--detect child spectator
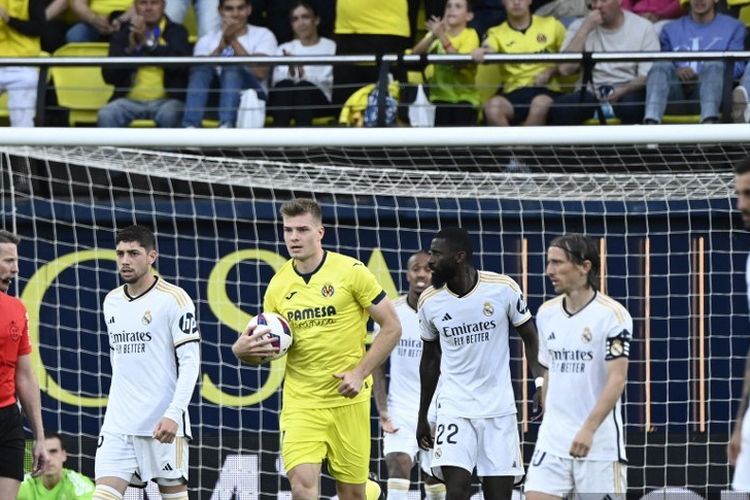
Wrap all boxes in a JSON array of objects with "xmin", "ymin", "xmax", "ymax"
[{"xmin": 412, "ymin": 0, "xmax": 480, "ymax": 126}]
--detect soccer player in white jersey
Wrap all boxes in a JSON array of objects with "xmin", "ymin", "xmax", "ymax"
[
  {"xmin": 417, "ymin": 227, "xmax": 545, "ymax": 500},
  {"xmin": 93, "ymin": 225, "xmax": 200, "ymax": 500},
  {"xmin": 525, "ymin": 234, "xmax": 632, "ymax": 500},
  {"xmin": 372, "ymin": 251, "xmax": 446, "ymax": 500},
  {"xmin": 729, "ymin": 156, "xmax": 750, "ymax": 491}
]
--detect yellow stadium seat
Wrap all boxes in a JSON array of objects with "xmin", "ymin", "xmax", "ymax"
[{"xmin": 51, "ymin": 42, "xmax": 114, "ymax": 126}]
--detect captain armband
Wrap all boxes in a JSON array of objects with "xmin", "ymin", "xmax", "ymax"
[{"xmin": 604, "ymin": 329, "xmax": 631, "ymax": 361}]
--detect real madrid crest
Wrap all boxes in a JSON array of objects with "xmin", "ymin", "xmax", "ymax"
[
  {"xmin": 483, "ymin": 301, "xmax": 494, "ymax": 317},
  {"xmin": 142, "ymin": 309, "xmax": 152, "ymax": 325},
  {"xmin": 609, "ymin": 338, "xmax": 624, "ymax": 356},
  {"xmin": 581, "ymin": 327, "xmax": 592, "ymax": 343},
  {"xmin": 321, "ymin": 284, "xmax": 335, "ymax": 298}
]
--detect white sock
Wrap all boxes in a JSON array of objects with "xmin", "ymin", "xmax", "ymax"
[
  {"xmin": 92, "ymin": 484, "xmax": 124, "ymax": 500},
  {"xmin": 424, "ymin": 482, "xmax": 446, "ymax": 500},
  {"xmin": 387, "ymin": 478, "xmax": 410, "ymax": 500}
]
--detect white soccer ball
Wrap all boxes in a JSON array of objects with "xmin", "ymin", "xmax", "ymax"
[{"xmin": 247, "ymin": 312, "xmax": 293, "ymax": 361}]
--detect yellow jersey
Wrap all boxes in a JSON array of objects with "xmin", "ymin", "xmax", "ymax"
[
  {"xmin": 428, "ymin": 27, "xmax": 480, "ymax": 106},
  {"xmin": 264, "ymin": 251, "xmax": 386, "ymax": 410},
  {"xmin": 484, "ymin": 15, "xmax": 566, "ymax": 94}
]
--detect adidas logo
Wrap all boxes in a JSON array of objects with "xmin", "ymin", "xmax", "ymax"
[
  {"xmin": 162, "ymin": 463, "xmax": 173, "ymax": 471},
  {"xmin": 547, "ymin": 332, "xmax": 556, "ymax": 340},
  {"xmin": 108, "ymin": 316, "xmax": 115, "ymax": 324},
  {"xmin": 442, "ymin": 313, "xmax": 452, "ymax": 321}
]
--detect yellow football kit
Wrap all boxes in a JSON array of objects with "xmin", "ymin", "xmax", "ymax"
[{"xmin": 264, "ymin": 250, "xmax": 386, "ymax": 482}]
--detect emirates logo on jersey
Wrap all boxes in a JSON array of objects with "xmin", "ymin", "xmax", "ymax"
[
  {"xmin": 483, "ymin": 302, "xmax": 494, "ymax": 317},
  {"xmin": 321, "ymin": 284, "xmax": 335, "ymax": 298},
  {"xmin": 8, "ymin": 321, "xmax": 20, "ymax": 342},
  {"xmin": 142, "ymin": 309, "xmax": 152, "ymax": 325},
  {"xmin": 581, "ymin": 327, "xmax": 592, "ymax": 343}
]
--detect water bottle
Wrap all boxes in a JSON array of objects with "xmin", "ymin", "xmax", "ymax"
[{"xmin": 597, "ymin": 85, "xmax": 615, "ymax": 119}]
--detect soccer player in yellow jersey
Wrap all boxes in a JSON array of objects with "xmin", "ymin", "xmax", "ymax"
[
  {"xmin": 233, "ymin": 198, "xmax": 402, "ymax": 500},
  {"xmin": 471, "ymin": 0, "xmax": 566, "ymax": 126}
]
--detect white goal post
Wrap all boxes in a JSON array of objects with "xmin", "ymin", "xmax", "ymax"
[{"xmin": 0, "ymin": 124, "xmax": 746, "ymax": 499}]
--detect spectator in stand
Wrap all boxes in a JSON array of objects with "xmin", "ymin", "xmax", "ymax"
[
  {"xmin": 534, "ymin": 0, "xmax": 586, "ymax": 28},
  {"xmin": 472, "ymin": 0, "xmax": 566, "ymax": 126},
  {"xmin": 182, "ymin": 0, "xmax": 277, "ymax": 128},
  {"xmin": 269, "ymin": 1, "xmax": 335, "ymax": 126},
  {"xmin": 412, "ymin": 0, "xmax": 480, "ymax": 126},
  {"xmin": 43, "ymin": 0, "xmax": 72, "ymax": 53},
  {"xmin": 332, "ymin": 0, "xmax": 411, "ymax": 105},
  {"xmin": 547, "ymin": 0, "xmax": 659, "ymax": 125},
  {"xmin": 0, "ymin": 0, "xmax": 44, "ymax": 127},
  {"xmin": 643, "ymin": 0, "xmax": 744, "ymax": 124},
  {"xmin": 17, "ymin": 432, "xmax": 95, "ymax": 500},
  {"xmin": 66, "ymin": 0, "xmax": 133, "ymax": 42},
  {"xmin": 164, "ymin": 0, "xmax": 220, "ymax": 39},
  {"xmin": 98, "ymin": 0, "xmax": 190, "ymax": 127},
  {"xmin": 622, "ymin": 0, "xmax": 682, "ymax": 34}
]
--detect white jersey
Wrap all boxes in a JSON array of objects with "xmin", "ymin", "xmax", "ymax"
[
  {"xmin": 374, "ymin": 295, "xmax": 437, "ymax": 418},
  {"xmin": 418, "ymin": 271, "xmax": 532, "ymax": 418},
  {"xmin": 101, "ymin": 277, "xmax": 201, "ymax": 437},
  {"xmin": 536, "ymin": 292, "xmax": 632, "ymax": 462}
]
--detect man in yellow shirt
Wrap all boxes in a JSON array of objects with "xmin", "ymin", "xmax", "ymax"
[
  {"xmin": 233, "ymin": 198, "xmax": 402, "ymax": 500},
  {"xmin": 0, "ymin": 0, "xmax": 44, "ymax": 126},
  {"xmin": 98, "ymin": 0, "xmax": 190, "ymax": 127}
]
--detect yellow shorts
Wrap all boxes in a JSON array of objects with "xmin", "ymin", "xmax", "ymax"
[{"xmin": 280, "ymin": 400, "xmax": 370, "ymax": 484}]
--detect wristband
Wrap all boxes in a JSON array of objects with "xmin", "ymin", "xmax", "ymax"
[{"xmin": 534, "ymin": 377, "xmax": 544, "ymax": 389}]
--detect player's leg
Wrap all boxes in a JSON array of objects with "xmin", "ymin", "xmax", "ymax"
[
  {"xmin": 524, "ymin": 449, "xmax": 570, "ymax": 500},
  {"xmin": 419, "ymin": 445, "xmax": 446, "ymax": 500},
  {"xmin": 288, "ymin": 463, "xmax": 323, "ymax": 499},
  {"xmin": 474, "ymin": 415, "xmax": 523, "ymax": 500},
  {"xmin": 93, "ymin": 432, "xmax": 141, "ymax": 499},
  {"xmin": 281, "ymin": 407, "xmax": 329, "ymax": 499},
  {"xmin": 329, "ymin": 401, "xmax": 371, "ymax": 500},
  {"xmin": 382, "ymin": 410, "xmax": 419, "ymax": 500},
  {"xmin": 440, "ymin": 466, "xmax": 472, "ymax": 500},
  {"xmin": 384, "ymin": 452, "xmax": 412, "ymax": 500},
  {"xmin": 571, "ymin": 459, "xmax": 626, "ymax": 499},
  {"xmin": 130, "ymin": 434, "xmax": 191, "ymax": 500},
  {"xmin": 479, "ymin": 476, "xmax": 514, "ymax": 500},
  {"xmin": 0, "ymin": 404, "xmax": 25, "ymax": 499}
]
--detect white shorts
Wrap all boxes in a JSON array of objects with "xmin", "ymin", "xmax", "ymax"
[
  {"xmin": 733, "ymin": 413, "xmax": 750, "ymax": 491},
  {"xmin": 382, "ymin": 411, "xmax": 433, "ymax": 474},
  {"xmin": 524, "ymin": 448, "xmax": 627, "ymax": 498},
  {"xmin": 95, "ymin": 431, "xmax": 189, "ymax": 486},
  {"xmin": 430, "ymin": 414, "xmax": 523, "ymax": 481}
]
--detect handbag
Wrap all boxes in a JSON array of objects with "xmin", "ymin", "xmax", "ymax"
[
  {"xmin": 408, "ymin": 84, "xmax": 436, "ymax": 128},
  {"xmin": 236, "ymin": 88, "xmax": 266, "ymax": 128}
]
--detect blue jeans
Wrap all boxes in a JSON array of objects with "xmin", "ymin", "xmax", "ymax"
[
  {"xmin": 98, "ymin": 98, "xmax": 183, "ymax": 127},
  {"xmin": 644, "ymin": 61, "xmax": 724, "ymax": 123},
  {"xmin": 65, "ymin": 22, "xmax": 103, "ymax": 43},
  {"xmin": 182, "ymin": 65, "xmax": 265, "ymax": 128}
]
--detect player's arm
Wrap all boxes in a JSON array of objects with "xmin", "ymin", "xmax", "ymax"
[
  {"xmin": 569, "ymin": 355, "xmax": 627, "ymax": 458},
  {"xmin": 417, "ymin": 338, "xmax": 440, "ymax": 450},
  {"xmin": 335, "ymin": 298, "xmax": 401, "ymax": 398},
  {"xmin": 517, "ymin": 319, "xmax": 547, "ymax": 416},
  {"xmin": 372, "ymin": 362, "xmax": 398, "ymax": 433},
  {"xmin": 729, "ymin": 345, "xmax": 750, "ymax": 465},
  {"xmin": 154, "ymin": 303, "xmax": 201, "ymax": 443},
  {"xmin": 15, "ymin": 353, "xmax": 47, "ymax": 475}
]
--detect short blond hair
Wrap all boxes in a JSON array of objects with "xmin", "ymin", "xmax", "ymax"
[
  {"xmin": 0, "ymin": 230, "xmax": 20, "ymax": 245},
  {"xmin": 280, "ymin": 198, "xmax": 322, "ymax": 223}
]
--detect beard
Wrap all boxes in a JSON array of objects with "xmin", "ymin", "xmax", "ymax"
[{"xmin": 430, "ymin": 266, "xmax": 455, "ymax": 289}]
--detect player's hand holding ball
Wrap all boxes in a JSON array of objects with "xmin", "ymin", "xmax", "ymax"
[{"xmin": 232, "ymin": 312, "xmax": 293, "ymax": 365}]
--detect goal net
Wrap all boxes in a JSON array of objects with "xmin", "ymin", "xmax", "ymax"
[{"xmin": 0, "ymin": 126, "xmax": 745, "ymax": 500}]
